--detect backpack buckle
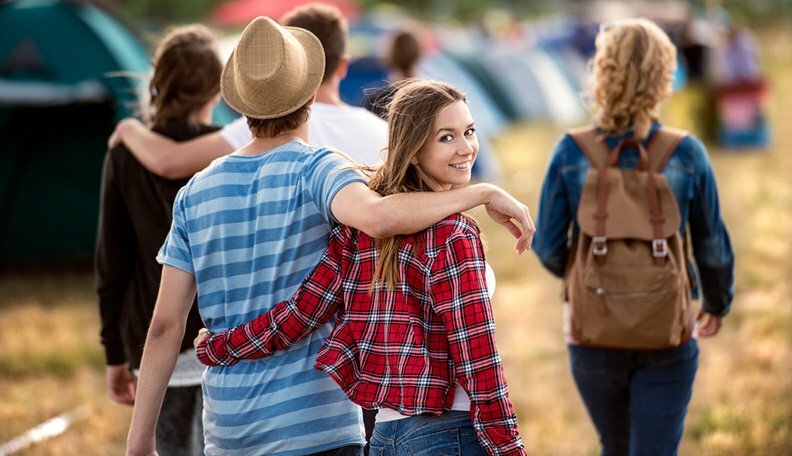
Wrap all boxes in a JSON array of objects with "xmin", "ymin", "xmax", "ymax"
[
  {"xmin": 592, "ymin": 237, "xmax": 608, "ymax": 256},
  {"xmin": 652, "ymin": 239, "xmax": 668, "ymax": 258}
]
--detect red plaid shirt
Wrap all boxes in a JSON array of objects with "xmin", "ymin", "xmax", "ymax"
[{"xmin": 196, "ymin": 215, "xmax": 525, "ymax": 455}]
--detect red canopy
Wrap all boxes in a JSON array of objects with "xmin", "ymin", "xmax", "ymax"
[{"xmin": 211, "ymin": 0, "xmax": 359, "ymax": 27}]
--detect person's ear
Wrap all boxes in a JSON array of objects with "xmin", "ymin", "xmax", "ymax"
[{"xmin": 336, "ymin": 56, "xmax": 350, "ymax": 80}]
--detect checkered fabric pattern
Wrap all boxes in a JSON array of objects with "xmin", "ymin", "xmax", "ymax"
[{"xmin": 196, "ymin": 214, "xmax": 525, "ymax": 455}]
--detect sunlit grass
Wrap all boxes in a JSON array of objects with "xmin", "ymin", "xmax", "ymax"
[{"xmin": 0, "ymin": 270, "xmax": 132, "ymax": 454}]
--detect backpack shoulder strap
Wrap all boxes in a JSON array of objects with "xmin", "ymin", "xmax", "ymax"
[
  {"xmin": 647, "ymin": 127, "xmax": 687, "ymax": 171},
  {"xmin": 567, "ymin": 126, "xmax": 610, "ymax": 168}
]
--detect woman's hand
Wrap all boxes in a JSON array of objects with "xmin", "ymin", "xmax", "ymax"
[
  {"xmin": 696, "ymin": 310, "xmax": 723, "ymax": 337},
  {"xmin": 194, "ymin": 328, "xmax": 212, "ymax": 349}
]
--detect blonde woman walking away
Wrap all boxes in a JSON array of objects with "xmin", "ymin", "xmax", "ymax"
[{"xmin": 533, "ymin": 18, "xmax": 734, "ymax": 456}]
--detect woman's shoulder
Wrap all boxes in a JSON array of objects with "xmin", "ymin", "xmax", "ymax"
[
  {"xmin": 331, "ymin": 224, "xmax": 359, "ymax": 242},
  {"xmin": 655, "ymin": 128, "xmax": 711, "ymax": 171},
  {"xmin": 152, "ymin": 122, "xmax": 221, "ymax": 142},
  {"xmin": 551, "ymin": 126, "xmax": 593, "ymax": 163},
  {"xmin": 107, "ymin": 141, "xmax": 145, "ymax": 173},
  {"xmin": 432, "ymin": 214, "xmax": 480, "ymax": 243},
  {"xmin": 332, "ymin": 224, "xmax": 378, "ymax": 253}
]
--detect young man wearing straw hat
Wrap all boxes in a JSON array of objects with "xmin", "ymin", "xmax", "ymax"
[
  {"xmin": 126, "ymin": 17, "xmax": 534, "ymax": 456},
  {"xmin": 109, "ymin": 3, "xmax": 387, "ymax": 174}
]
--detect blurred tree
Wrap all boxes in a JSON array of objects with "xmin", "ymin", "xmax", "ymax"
[
  {"xmin": 355, "ymin": 0, "xmax": 575, "ymax": 21},
  {"xmin": 99, "ymin": 0, "xmax": 224, "ymax": 27},
  {"xmin": 98, "ymin": 0, "xmax": 790, "ymax": 29}
]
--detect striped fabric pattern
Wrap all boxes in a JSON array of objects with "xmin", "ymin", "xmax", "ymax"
[{"xmin": 157, "ymin": 141, "xmax": 366, "ymax": 455}]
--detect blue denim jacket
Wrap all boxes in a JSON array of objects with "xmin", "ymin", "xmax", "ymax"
[{"xmin": 533, "ymin": 122, "xmax": 735, "ymax": 317}]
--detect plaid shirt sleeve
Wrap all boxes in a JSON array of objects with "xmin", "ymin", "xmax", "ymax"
[
  {"xmin": 431, "ymin": 227, "xmax": 526, "ymax": 456},
  {"xmin": 196, "ymin": 228, "xmax": 346, "ymax": 366}
]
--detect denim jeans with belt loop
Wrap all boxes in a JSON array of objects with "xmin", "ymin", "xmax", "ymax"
[
  {"xmin": 568, "ymin": 338, "xmax": 699, "ymax": 456},
  {"xmin": 369, "ymin": 410, "xmax": 486, "ymax": 456}
]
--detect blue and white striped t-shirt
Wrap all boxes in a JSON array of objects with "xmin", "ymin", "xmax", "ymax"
[{"xmin": 158, "ymin": 141, "xmax": 367, "ymax": 455}]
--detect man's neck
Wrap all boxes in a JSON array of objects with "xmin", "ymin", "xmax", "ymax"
[
  {"xmin": 237, "ymin": 124, "xmax": 309, "ymax": 156},
  {"xmin": 314, "ymin": 80, "xmax": 345, "ymax": 106}
]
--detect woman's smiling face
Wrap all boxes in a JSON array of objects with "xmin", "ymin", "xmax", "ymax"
[{"xmin": 413, "ymin": 100, "xmax": 478, "ymax": 191}]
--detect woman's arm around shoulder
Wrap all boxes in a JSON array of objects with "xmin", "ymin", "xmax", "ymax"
[
  {"xmin": 196, "ymin": 226, "xmax": 352, "ymax": 365},
  {"xmin": 109, "ymin": 118, "xmax": 234, "ymax": 179}
]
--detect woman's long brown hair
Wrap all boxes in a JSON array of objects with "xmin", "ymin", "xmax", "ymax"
[{"xmin": 147, "ymin": 25, "xmax": 222, "ymax": 128}]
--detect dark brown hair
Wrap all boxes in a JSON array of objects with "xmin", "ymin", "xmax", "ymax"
[
  {"xmin": 368, "ymin": 79, "xmax": 466, "ymax": 289},
  {"xmin": 246, "ymin": 102, "xmax": 312, "ymax": 138},
  {"xmin": 147, "ymin": 25, "xmax": 222, "ymax": 128},
  {"xmin": 386, "ymin": 29, "xmax": 422, "ymax": 78},
  {"xmin": 281, "ymin": 3, "xmax": 347, "ymax": 83}
]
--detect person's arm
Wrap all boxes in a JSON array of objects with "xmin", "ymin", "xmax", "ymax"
[
  {"xmin": 126, "ymin": 266, "xmax": 197, "ymax": 456},
  {"xmin": 109, "ymin": 118, "xmax": 234, "ymax": 179},
  {"xmin": 331, "ymin": 182, "xmax": 535, "ymax": 254},
  {"xmin": 196, "ymin": 228, "xmax": 347, "ymax": 365},
  {"xmin": 95, "ymin": 150, "xmax": 137, "ymax": 405},
  {"xmin": 431, "ymin": 226, "xmax": 526, "ymax": 456},
  {"xmin": 532, "ymin": 135, "xmax": 573, "ymax": 277},
  {"xmin": 687, "ymin": 138, "xmax": 735, "ymax": 333}
]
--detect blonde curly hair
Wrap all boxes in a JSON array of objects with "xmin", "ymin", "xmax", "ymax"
[{"xmin": 588, "ymin": 18, "xmax": 677, "ymax": 139}]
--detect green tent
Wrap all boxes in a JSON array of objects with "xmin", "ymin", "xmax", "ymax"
[
  {"xmin": 0, "ymin": 0, "xmax": 238, "ymax": 267},
  {"xmin": 0, "ymin": 0, "xmax": 150, "ymax": 266}
]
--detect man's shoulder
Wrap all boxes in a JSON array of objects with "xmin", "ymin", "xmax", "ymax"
[
  {"xmin": 310, "ymin": 103, "xmax": 387, "ymax": 166},
  {"xmin": 312, "ymin": 103, "xmax": 386, "ymax": 128},
  {"xmin": 347, "ymin": 106, "xmax": 387, "ymax": 130}
]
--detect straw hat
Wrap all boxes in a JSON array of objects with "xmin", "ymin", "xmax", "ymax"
[{"xmin": 221, "ymin": 16, "xmax": 325, "ymax": 119}]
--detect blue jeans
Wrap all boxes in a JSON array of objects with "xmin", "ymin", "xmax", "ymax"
[
  {"xmin": 569, "ymin": 339, "xmax": 699, "ymax": 456},
  {"xmin": 369, "ymin": 411, "xmax": 485, "ymax": 456}
]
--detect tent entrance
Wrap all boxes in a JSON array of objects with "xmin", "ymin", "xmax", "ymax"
[{"xmin": 0, "ymin": 99, "xmax": 115, "ymax": 266}]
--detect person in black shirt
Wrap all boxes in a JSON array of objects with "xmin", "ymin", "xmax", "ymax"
[{"xmin": 95, "ymin": 24, "xmax": 222, "ymax": 456}]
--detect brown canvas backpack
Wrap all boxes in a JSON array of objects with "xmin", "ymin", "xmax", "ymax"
[{"xmin": 565, "ymin": 126, "xmax": 695, "ymax": 350}]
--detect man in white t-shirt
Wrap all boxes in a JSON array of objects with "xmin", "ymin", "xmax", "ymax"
[
  {"xmin": 109, "ymin": 4, "xmax": 387, "ymax": 177},
  {"xmin": 219, "ymin": 99, "xmax": 386, "ymax": 167}
]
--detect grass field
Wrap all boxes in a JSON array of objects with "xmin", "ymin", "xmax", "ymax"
[{"xmin": 1, "ymin": 27, "xmax": 790, "ymax": 455}]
